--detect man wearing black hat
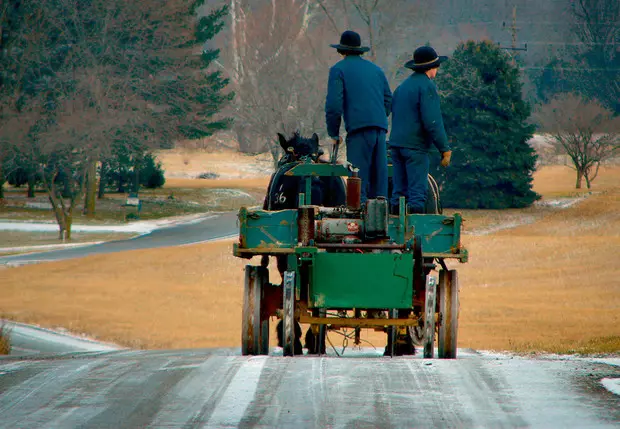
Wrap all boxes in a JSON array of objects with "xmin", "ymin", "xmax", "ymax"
[
  {"xmin": 389, "ymin": 45, "xmax": 452, "ymax": 215},
  {"xmin": 325, "ymin": 30, "xmax": 392, "ymax": 203}
]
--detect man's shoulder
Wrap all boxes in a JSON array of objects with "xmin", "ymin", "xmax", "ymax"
[
  {"xmin": 410, "ymin": 74, "xmax": 438, "ymax": 96},
  {"xmin": 363, "ymin": 58, "xmax": 388, "ymax": 76},
  {"xmin": 397, "ymin": 74, "xmax": 423, "ymax": 92}
]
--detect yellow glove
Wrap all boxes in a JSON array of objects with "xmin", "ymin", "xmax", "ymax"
[{"xmin": 441, "ymin": 150, "xmax": 452, "ymax": 167}]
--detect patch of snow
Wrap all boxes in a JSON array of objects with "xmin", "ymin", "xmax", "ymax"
[
  {"xmin": 467, "ymin": 217, "xmax": 537, "ymax": 236},
  {"xmin": 0, "ymin": 241, "xmax": 105, "ymax": 253},
  {"xmin": 210, "ymin": 188, "xmax": 253, "ymax": 199},
  {"xmin": 601, "ymin": 378, "xmax": 620, "ymax": 396},
  {"xmin": 535, "ymin": 195, "xmax": 590, "ymax": 209},
  {"xmin": 0, "ymin": 213, "xmax": 215, "ymax": 234},
  {"xmin": 587, "ymin": 358, "xmax": 620, "ymax": 367},
  {"xmin": 3, "ymin": 320, "xmax": 122, "ymax": 352},
  {"xmin": 466, "ymin": 193, "xmax": 594, "ymax": 236},
  {"xmin": 24, "ymin": 202, "xmax": 53, "ymax": 210},
  {"xmin": 475, "ymin": 351, "xmax": 620, "ymax": 397}
]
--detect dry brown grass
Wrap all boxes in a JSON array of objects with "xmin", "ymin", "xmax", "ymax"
[
  {"xmin": 456, "ymin": 165, "xmax": 620, "ymax": 353},
  {"xmin": 157, "ymin": 148, "xmax": 273, "ymax": 180},
  {"xmin": 0, "ymin": 240, "xmax": 247, "ymax": 349},
  {"xmin": 164, "ymin": 177, "xmax": 270, "ymax": 190},
  {"xmin": 1, "ymin": 165, "xmax": 619, "ymax": 354}
]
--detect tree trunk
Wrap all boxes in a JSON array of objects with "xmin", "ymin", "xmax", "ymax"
[
  {"xmin": 27, "ymin": 171, "xmax": 35, "ymax": 198},
  {"xmin": 65, "ymin": 212, "xmax": 72, "ymax": 240},
  {"xmin": 98, "ymin": 161, "xmax": 107, "ymax": 199},
  {"xmin": 0, "ymin": 164, "xmax": 4, "ymax": 200},
  {"xmin": 83, "ymin": 159, "xmax": 97, "ymax": 216},
  {"xmin": 575, "ymin": 169, "xmax": 583, "ymax": 189},
  {"xmin": 62, "ymin": 174, "xmax": 72, "ymax": 198},
  {"xmin": 49, "ymin": 194, "xmax": 68, "ymax": 240},
  {"xmin": 133, "ymin": 162, "xmax": 140, "ymax": 193}
]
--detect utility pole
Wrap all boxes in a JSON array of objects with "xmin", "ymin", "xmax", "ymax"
[{"xmin": 499, "ymin": 5, "xmax": 527, "ymax": 66}]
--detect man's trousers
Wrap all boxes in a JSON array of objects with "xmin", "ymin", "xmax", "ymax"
[
  {"xmin": 346, "ymin": 127, "xmax": 388, "ymax": 203},
  {"xmin": 389, "ymin": 146, "xmax": 429, "ymax": 213}
]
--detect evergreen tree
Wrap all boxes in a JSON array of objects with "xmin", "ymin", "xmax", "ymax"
[{"xmin": 432, "ymin": 40, "xmax": 540, "ymax": 209}]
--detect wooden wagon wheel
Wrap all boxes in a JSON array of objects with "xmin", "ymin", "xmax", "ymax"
[
  {"xmin": 241, "ymin": 265, "xmax": 269, "ymax": 356},
  {"xmin": 423, "ymin": 275, "xmax": 437, "ymax": 358},
  {"xmin": 282, "ymin": 270, "xmax": 297, "ymax": 356},
  {"xmin": 438, "ymin": 269, "xmax": 459, "ymax": 359}
]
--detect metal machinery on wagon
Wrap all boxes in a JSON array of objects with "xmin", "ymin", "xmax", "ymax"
[{"xmin": 233, "ymin": 161, "xmax": 468, "ymax": 358}]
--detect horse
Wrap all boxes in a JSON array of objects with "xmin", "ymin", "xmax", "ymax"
[{"xmin": 263, "ymin": 132, "xmax": 346, "ymax": 354}]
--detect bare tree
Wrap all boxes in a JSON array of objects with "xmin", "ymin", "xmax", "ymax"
[
  {"xmin": 571, "ymin": 0, "xmax": 620, "ymax": 112},
  {"xmin": 538, "ymin": 94, "xmax": 620, "ymax": 189},
  {"xmin": 224, "ymin": 0, "xmax": 329, "ymax": 164}
]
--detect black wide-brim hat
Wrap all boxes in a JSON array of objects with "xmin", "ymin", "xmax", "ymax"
[
  {"xmin": 330, "ymin": 30, "xmax": 370, "ymax": 53},
  {"xmin": 405, "ymin": 46, "xmax": 448, "ymax": 70}
]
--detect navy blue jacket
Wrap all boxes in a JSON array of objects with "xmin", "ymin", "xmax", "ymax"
[
  {"xmin": 389, "ymin": 72, "xmax": 450, "ymax": 153},
  {"xmin": 325, "ymin": 56, "xmax": 392, "ymax": 138}
]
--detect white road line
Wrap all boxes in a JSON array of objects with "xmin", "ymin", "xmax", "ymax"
[{"xmin": 202, "ymin": 356, "xmax": 268, "ymax": 428}]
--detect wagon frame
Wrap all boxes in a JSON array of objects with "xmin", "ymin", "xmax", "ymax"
[{"xmin": 234, "ymin": 161, "xmax": 467, "ymax": 358}]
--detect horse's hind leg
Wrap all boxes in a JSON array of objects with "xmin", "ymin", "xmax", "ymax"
[
  {"xmin": 305, "ymin": 326, "xmax": 326, "ymax": 355},
  {"xmin": 276, "ymin": 319, "xmax": 303, "ymax": 355},
  {"xmin": 260, "ymin": 255, "xmax": 269, "ymax": 268}
]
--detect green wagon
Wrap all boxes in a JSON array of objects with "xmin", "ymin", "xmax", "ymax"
[{"xmin": 233, "ymin": 161, "xmax": 468, "ymax": 358}]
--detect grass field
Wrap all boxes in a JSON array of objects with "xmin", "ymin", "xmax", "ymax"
[
  {"xmin": 1, "ymin": 165, "xmax": 619, "ymax": 354},
  {"xmin": 0, "ymin": 148, "xmax": 271, "ymax": 226}
]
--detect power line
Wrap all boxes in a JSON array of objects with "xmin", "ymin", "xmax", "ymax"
[
  {"xmin": 498, "ymin": 41, "xmax": 617, "ymax": 46},
  {"xmin": 521, "ymin": 66, "xmax": 620, "ymax": 71},
  {"xmin": 440, "ymin": 20, "xmax": 620, "ymax": 26}
]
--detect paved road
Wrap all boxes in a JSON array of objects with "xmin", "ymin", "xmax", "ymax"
[
  {"xmin": 0, "ymin": 348, "xmax": 618, "ymax": 428},
  {"xmin": 0, "ymin": 212, "xmax": 238, "ymax": 266}
]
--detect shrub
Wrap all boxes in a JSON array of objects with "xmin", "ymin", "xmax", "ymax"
[{"xmin": 197, "ymin": 172, "xmax": 219, "ymax": 179}]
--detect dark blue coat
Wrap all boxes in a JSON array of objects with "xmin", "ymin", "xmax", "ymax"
[
  {"xmin": 389, "ymin": 72, "xmax": 450, "ymax": 153},
  {"xmin": 325, "ymin": 56, "xmax": 392, "ymax": 138}
]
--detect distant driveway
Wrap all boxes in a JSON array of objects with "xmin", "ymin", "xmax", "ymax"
[{"xmin": 0, "ymin": 212, "xmax": 238, "ymax": 266}]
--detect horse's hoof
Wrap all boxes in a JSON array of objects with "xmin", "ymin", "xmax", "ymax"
[
  {"xmin": 294, "ymin": 339, "xmax": 303, "ymax": 355},
  {"xmin": 384, "ymin": 335, "xmax": 416, "ymax": 356},
  {"xmin": 276, "ymin": 319, "xmax": 303, "ymax": 351},
  {"xmin": 260, "ymin": 255, "xmax": 269, "ymax": 268},
  {"xmin": 305, "ymin": 327, "xmax": 326, "ymax": 355}
]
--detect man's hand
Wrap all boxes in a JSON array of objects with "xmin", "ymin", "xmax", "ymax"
[{"xmin": 441, "ymin": 150, "xmax": 452, "ymax": 167}]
